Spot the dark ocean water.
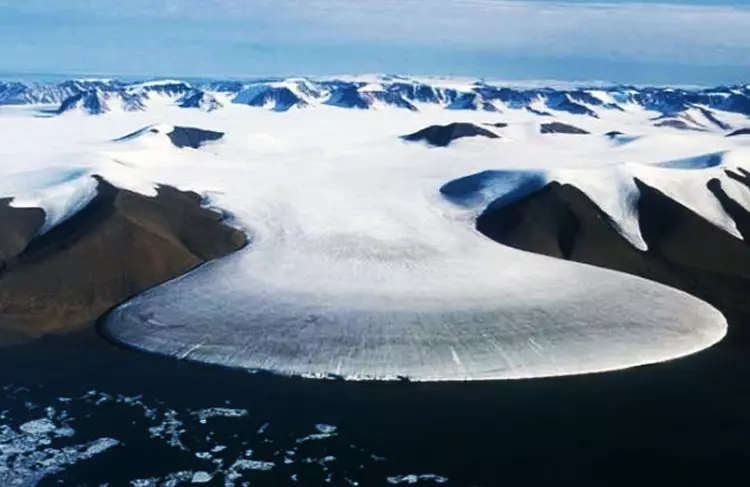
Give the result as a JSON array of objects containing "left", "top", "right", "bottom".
[{"left": 0, "top": 322, "right": 747, "bottom": 487}]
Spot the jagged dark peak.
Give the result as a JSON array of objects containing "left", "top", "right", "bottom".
[
  {"left": 540, "top": 122, "right": 590, "bottom": 134},
  {"left": 0, "top": 82, "right": 38, "bottom": 105},
  {"left": 287, "top": 78, "right": 322, "bottom": 99},
  {"left": 120, "top": 91, "right": 147, "bottom": 112},
  {"left": 716, "top": 93, "right": 750, "bottom": 116},
  {"left": 178, "top": 89, "right": 223, "bottom": 112},
  {"left": 487, "top": 87, "right": 540, "bottom": 109},
  {"left": 632, "top": 88, "right": 710, "bottom": 114},
  {"left": 325, "top": 85, "right": 374, "bottom": 109},
  {"left": 232, "top": 81, "right": 316, "bottom": 111},
  {"left": 116, "top": 125, "right": 224, "bottom": 149},
  {"left": 201, "top": 80, "right": 245, "bottom": 93},
  {"left": 545, "top": 92, "right": 599, "bottom": 118},
  {"left": 317, "top": 79, "right": 366, "bottom": 92},
  {"left": 56, "top": 89, "right": 111, "bottom": 115},
  {"left": 446, "top": 92, "right": 499, "bottom": 112},
  {"left": 168, "top": 126, "right": 225, "bottom": 149},
  {"left": 380, "top": 73, "right": 410, "bottom": 82},
  {"left": 438, "top": 88, "right": 461, "bottom": 105},
  {"left": 386, "top": 82, "right": 444, "bottom": 104},
  {"left": 369, "top": 90, "right": 418, "bottom": 111},
  {"left": 1, "top": 81, "right": 84, "bottom": 105},
  {"left": 126, "top": 80, "right": 192, "bottom": 97},
  {"left": 567, "top": 90, "right": 606, "bottom": 106},
  {"left": 250, "top": 87, "right": 308, "bottom": 112},
  {"left": 402, "top": 122, "right": 500, "bottom": 147},
  {"left": 60, "top": 79, "right": 124, "bottom": 93}
]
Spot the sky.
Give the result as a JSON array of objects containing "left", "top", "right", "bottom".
[{"left": 1, "top": 0, "right": 749, "bottom": 85}]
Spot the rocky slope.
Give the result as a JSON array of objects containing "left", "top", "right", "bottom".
[
  {"left": 0, "top": 178, "right": 246, "bottom": 345},
  {"left": 476, "top": 176, "right": 750, "bottom": 340},
  {"left": 402, "top": 122, "right": 500, "bottom": 147}
]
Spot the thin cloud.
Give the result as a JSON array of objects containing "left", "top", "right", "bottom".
[
  {"left": 13, "top": 0, "right": 746, "bottom": 64},
  {"left": 2, "top": 0, "right": 749, "bottom": 78}
]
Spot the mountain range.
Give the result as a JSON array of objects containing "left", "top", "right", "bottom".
[
  {"left": 2, "top": 77, "right": 750, "bottom": 123},
  {"left": 1, "top": 73, "right": 750, "bottom": 381}
]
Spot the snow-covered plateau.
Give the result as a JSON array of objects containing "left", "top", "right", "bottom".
[{"left": 2, "top": 75, "right": 748, "bottom": 381}]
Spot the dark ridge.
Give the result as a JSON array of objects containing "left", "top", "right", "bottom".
[
  {"left": 246, "top": 87, "right": 308, "bottom": 112},
  {"left": 526, "top": 107, "right": 552, "bottom": 116},
  {"left": 697, "top": 107, "right": 731, "bottom": 130},
  {"left": 603, "top": 102, "right": 626, "bottom": 112},
  {"left": 654, "top": 119, "right": 706, "bottom": 131},
  {"left": 325, "top": 85, "right": 373, "bottom": 109},
  {"left": 727, "top": 128, "right": 750, "bottom": 137},
  {"left": 707, "top": 179, "right": 750, "bottom": 241},
  {"left": 540, "top": 122, "right": 590, "bottom": 135},
  {"left": 57, "top": 90, "right": 109, "bottom": 115},
  {"left": 545, "top": 94, "right": 599, "bottom": 118},
  {"left": 178, "top": 89, "right": 221, "bottom": 111},
  {"left": 483, "top": 122, "right": 508, "bottom": 128},
  {"left": 371, "top": 91, "right": 418, "bottom": 111},
  {"left": 605, "top": 131, "right": 625, "bottom": 138},
  {"left": 726, "top": 167, "right": 750, "bottom": 191},
  {"left": 0, "top": 177, "right": 246, "bottom": 345},
  {"left": 167, "top": 127, "right": 224, "bottom": 149},
  {"left": 446, "top": 92, "right": 500, "bottom": 112},
  {"left": 476, "top": 180, "right": 750, "bottom": 341},
  {"left": 402, "top": 123, "right": 499, "bottom": 147},
  {"left": 115, "top": 125, "right": 224, "bottom": 149}
]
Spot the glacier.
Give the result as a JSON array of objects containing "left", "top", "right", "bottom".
[{"left": 1, "top": 77, "right": 747, "bottom": 380}]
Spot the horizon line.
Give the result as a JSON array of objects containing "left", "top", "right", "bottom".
[{"left": 1, "top": 70, "right": 743, "bottom": 90}]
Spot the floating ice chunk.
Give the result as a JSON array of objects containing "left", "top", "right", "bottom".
[
  {"left": 228, "top": 458, "right": 276, "bottom": 472},
  {"left": 296, "top": 433, "right": 337, "bottom": 444},
  {"left": 148, "top": 410, "right": 186, "bottom": 450},
  {"left": 192, "top": 408, "right": 249, "bottom": 424},
  {"left": 19, "top": 418, "right": 57, "bottom": 435},
  {"left": 315, "top": 424, "right": 337, "bottom": 435},
  {"left": 131, "top": 479, "right": 160, "bottom": 487},
  {"left": 0, "top": 418, "right": 119, "bottom": 487},
  {"left": 191, "top": 471, "right": 212, "bottom": 483},
  {"left": 387, "top": 474, "right": 449, "bottom": 484},
  {"left": 54, "top": 426, "right": 76, "bottom": 438},
  {"left": 84, "top": 437, "right": 120, "bottom": 456}
]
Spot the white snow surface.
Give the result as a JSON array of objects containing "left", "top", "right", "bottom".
[{"left": 0, "top": 99, "right": 745, "bottom": 381}]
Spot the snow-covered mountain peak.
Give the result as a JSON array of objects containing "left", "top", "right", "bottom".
[{"left": 2, "top": 76, "right": 750, "bottom": 129}]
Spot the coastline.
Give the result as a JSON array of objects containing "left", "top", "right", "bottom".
[{"left": 0, "top": 177, "right": 247, "bottom": 345}]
